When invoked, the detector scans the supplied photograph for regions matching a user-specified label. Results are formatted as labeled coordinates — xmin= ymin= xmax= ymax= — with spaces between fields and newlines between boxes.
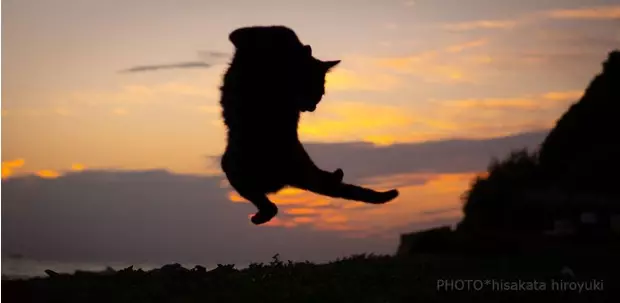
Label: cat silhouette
xmin=219 ymin=26 xmax=399 ymax=225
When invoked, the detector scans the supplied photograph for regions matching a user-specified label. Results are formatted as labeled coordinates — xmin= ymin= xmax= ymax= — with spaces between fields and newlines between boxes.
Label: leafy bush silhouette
xmin=458 ymin=148 xmax=545 ymax=233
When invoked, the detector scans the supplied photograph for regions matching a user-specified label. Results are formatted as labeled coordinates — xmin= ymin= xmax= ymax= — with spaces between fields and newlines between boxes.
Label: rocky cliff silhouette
xmin=538 ymin=50 xmax=620 ymax=196
xmin=399 ymin=50 xmax=620 ymax=255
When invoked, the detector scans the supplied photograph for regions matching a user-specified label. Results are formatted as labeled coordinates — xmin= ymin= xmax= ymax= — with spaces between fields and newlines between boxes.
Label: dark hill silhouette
xmin=458 ymin=49 xmax=620 ymax=235
xmin=538 ymin=50 xmax=620 ymax=196
xmin=399 ymin=50 xmax=620 ymax=256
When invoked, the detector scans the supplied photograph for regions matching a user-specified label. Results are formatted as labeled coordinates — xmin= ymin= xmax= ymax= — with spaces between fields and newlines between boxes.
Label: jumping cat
xmin=219 ymin=26 xmax=399 ymax=225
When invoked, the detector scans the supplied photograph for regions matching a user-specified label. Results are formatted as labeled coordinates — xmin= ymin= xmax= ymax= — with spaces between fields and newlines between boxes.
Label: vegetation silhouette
xmin=458 ymin=148 xmax=543 ymax=234
xmin=4 ymin=253 xmax=616 ymax=302
xmin=219 ymin=26 xmax=398 ymax=225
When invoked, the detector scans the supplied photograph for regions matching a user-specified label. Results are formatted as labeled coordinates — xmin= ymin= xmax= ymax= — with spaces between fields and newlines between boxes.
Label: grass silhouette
xmin=2 ymin=252 xmax=617 ymax=302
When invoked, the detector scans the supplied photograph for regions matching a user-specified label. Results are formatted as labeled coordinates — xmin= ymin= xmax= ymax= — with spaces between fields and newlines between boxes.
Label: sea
xmin=1 ymin=257 xmax=249 ymax=280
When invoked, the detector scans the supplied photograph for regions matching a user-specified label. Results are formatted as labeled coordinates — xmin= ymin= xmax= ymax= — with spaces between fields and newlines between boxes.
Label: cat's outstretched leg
xmin=323 ymin=183 xmax=399 ymax=204
xmin=291 ymin=168 xmax=398 ymax=204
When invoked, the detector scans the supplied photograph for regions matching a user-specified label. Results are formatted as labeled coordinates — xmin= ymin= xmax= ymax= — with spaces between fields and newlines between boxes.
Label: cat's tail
xmin=305 ymin=182 xmax=399 ymax=204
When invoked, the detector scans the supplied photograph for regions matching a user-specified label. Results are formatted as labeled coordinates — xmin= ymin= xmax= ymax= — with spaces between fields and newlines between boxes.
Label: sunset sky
xmin=2 ymin=0 xmax=620 ymax=264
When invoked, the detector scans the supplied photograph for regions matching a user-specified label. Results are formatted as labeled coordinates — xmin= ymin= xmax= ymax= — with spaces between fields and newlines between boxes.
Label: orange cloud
xmin=542 ymin=90 xmax=583 ymax=101
xmin=373 ymin=47 xmax=477 ymax=84
xmin=322 ymin=214 xmax=348 ymax=223
xmin=1 ymin=107 xmax=80 ymax=118
xmin=442 ymin=19 xmax=518 ymax=31
xmin=547 ymin=5 xmax=620 ymax=20
xmin=286 ymin=208 xmax=319 ymax=215
xmin=228 ymin=187 xmax=324 ymax=206
xmin=322 ymin=172 xmax=473 ymax=235
xmin=262 ymin=216 xmax=298 ymax=228
xmin=225 ymin=172 xmax=479 ymax=236
xmin=446 ymin=97 xmax=543 ymax=110
xmin=2 ymin=158 xmax=25 ymax=179
xmin=375 ymin=51 xmax=437 ymax=72
xmin=70 ymin=77 xmax=221 ymax=107
xmin=157 ymin=82 xmax=216 ymax=98
xmin=305 ymin=198 xmax=332 ymax=207
xmin=441 ymin=5 xmax=620 ymax=34
xmin=444 ymin=90 xmax=582 ymax=111
xmin=299 ymin=101 xmax=415 ymax=143
xmin=300 ymin=89 xmax=576 ymax=145
xmin=71 ymin=163 xmax=85 ymax=171
xmin=361 ymin=134 xmax=404 ymax=146
xmin=277 ymin=187 xmax=306 ymax=196
xmin=1 ymin=167 xmax=11 ymax=179
xmin=36 ymin=170 xmax=61 ymax=179
xmin=445 ymin=39 xmax=488 ymax=53
xmin=362 ymin=92 xmax=574 ymax=143
xmin=292 ymin=216 xmax=316 ymax=224
xmin=228 ymin=191 xmax=246 ymax=203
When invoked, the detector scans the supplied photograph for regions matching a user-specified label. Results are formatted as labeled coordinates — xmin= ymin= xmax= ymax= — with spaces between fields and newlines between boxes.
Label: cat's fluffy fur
xmin=219 ymin=26 xmax=399 ymax=225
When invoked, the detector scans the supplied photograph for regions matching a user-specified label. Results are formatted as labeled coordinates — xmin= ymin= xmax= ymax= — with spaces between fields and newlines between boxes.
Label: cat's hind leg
xmin=290 ymin=168 xmax=398 ymax=204
xmin=221 ymin=151 xmax=279 ymax=225
xmin=291 ymin=142 xmax=343 ymax=183
xmin=239 ymin=191 xmax=279 ymax=225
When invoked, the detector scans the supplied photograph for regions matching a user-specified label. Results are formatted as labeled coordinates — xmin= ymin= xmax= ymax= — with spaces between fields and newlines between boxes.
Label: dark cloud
xmin=119 ymin=50 xmax=232 ymax=73
xmin=198 ymin=50 xmax=231 ymax=59
xmin=1 ymin=170 xmax=394 ymax=266
xmin=119 ymin=61 xmax=212 ymax=73
xmin=303 ymin=130 xmax=547 ymax=184
xmin=2 ymin=130 xmax=548 ymax=266
xmin=210 ymin=130 xmax=548 ymax=186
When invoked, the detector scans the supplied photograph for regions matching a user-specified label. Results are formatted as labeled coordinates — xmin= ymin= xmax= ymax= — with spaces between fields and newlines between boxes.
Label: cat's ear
xmin=322 ymin=60 xmax=341 ymax=71
xmin=229 ymin=27 xmax=255 ymax=49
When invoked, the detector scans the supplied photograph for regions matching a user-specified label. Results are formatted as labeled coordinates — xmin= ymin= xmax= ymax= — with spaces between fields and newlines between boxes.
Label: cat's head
xmin=292 ymin=45 xmax=340 ymax=112
xmin=228 ymin=26 xmax=340 ymax=112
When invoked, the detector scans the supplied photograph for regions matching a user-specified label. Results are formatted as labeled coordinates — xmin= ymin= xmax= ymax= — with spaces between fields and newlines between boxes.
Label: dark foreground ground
xmin=2 ymin=252 xmax=618 ymax=303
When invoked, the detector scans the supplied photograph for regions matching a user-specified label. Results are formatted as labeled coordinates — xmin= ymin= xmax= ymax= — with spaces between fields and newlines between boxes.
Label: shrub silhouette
xmin=458 ymin=148 xmax=544 ymax=233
